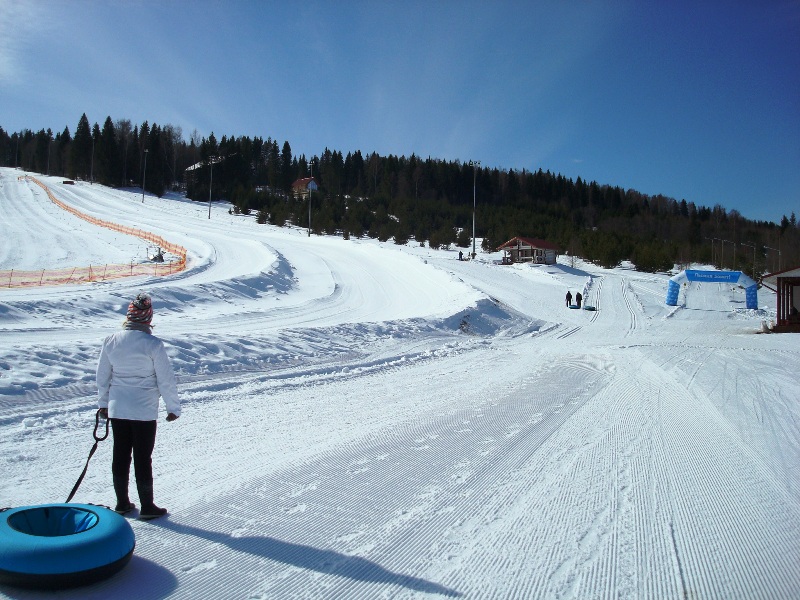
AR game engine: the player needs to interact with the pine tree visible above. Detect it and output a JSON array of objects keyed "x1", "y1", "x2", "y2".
[
  {"x1": 281, "y1": 141, "x2": 293, "y2": 191},
  {"x1": 115, "y1": 119, "x2": 132, "y2": 186},
  {"x1": 96, "y1": 117, "x2": 119, "y2": 187},
  {"x1": 146, "y1": 123, "x2": 166, "y2": 197},
  {"x1": 70, "y1": 114, "x2": 92, "y2": 180},
  {"x1": 57, "y1": 126, "x2": 71, "y2": 176}
]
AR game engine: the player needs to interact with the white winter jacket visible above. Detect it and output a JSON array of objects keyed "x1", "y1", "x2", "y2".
[{"x1": 97, "y1": 329, "x2": 181, "y2": 421}]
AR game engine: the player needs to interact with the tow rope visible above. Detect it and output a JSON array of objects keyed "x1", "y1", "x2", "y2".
[{"x1": 65, "y1": 409, "x2": 109, "y2": 503}]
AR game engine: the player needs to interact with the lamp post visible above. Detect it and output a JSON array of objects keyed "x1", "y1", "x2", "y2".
[
  {"x1": 308, "y1": 162, "x2": 313, "y2": 237},
  {"x1": 764, "y1": 245, "x2": 781, "y2": 272},
  {"x1": 721, "y1": 239, "x2": 735, "y2": 270},
  {"x1": 740, "y1": 242, "x2": 757, "y2": 279},
  {"x1": 90, "y1": 136, "x2": 95, "y2": 184},
  {"x1": 468, "y1": 160, "x2": 480, "y2": 259},
  {"x1": 704, "y1": 237, "x2": 718, "y2": 265},
  {"x1": 208, "y1": 156, "x2": 216, "y2": 219},
  {"x1": 141, "y1": 149, "x2": 148, "y2": 203}
]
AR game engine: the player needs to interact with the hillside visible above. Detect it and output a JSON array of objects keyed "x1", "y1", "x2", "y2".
[
  {"x1": 3, "y1": 119, "x2": 798, "y2": 275},
  {"x1": 1, "y1": 168, "x2": 799, "y2": 599}
]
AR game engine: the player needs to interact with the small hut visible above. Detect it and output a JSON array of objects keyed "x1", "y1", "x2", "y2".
[{"x1": 761, "y1": 266, "x2": 800, "y2": 332}]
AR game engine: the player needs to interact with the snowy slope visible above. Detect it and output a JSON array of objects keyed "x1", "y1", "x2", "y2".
[{"x1": 1, "y1": 167, "x2": 799, "y2": 599}]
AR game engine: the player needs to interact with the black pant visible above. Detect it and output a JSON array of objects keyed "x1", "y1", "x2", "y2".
[{"x1": 111, "y1": 419, "x2": 157, "y2": 483}]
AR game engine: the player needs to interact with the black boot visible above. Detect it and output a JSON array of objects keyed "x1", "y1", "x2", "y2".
[
  {"x1": 137, "y1": 480, "x2": 167, "y2": 520},
  {"x1": 113, "y1": 475, "x2": 136, "y2": 514}
]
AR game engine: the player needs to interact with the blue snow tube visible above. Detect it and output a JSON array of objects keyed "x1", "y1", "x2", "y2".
[{"x1": 0, "y1": 504, "x2": 135, "y2": 589}]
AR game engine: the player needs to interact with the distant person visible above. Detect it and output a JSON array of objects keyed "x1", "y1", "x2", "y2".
[
  {"x1": 459, "y1": 250, "x2": 463, "y2": 261},
  {"x1": 575, "y1": 292, "x2": 582, "y2": 308},
  {"x1": 566, "y1": 291, "x2": 572, "y2": 307},
  {"x1": 97, "y1": 293, "x2": 181, "y2": 520}
]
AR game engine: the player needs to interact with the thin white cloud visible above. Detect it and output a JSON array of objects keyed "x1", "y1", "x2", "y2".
[{"x1": 0, "y1": 0, "x2": 43, "y2": 85}]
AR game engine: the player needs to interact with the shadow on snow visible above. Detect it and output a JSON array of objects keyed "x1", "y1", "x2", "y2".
[{"x1": 153, "y1": 520, "x2": 462, "y2": 597}]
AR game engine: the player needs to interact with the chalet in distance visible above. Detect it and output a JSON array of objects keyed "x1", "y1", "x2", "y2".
[
  {"x1": 497, "y1": 237, "x2": 560, "y2": 265},
  {"x1": 291, "y1": 177, "x2": 318, "y2": 200}
]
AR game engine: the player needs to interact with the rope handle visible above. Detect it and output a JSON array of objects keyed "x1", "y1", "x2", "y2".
[
  {"x1": 65, "y1": 409, "x2": 108, "y2": 503},
  {"x1": 94, "y1": 409, "x2": 109, "y2": 442}
]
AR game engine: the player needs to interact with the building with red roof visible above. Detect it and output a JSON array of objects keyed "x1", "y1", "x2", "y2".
[{"x1": 497, "y1": 236, "x2": 560, "y2": 265}]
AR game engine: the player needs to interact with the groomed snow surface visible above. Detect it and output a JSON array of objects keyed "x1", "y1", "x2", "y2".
[{"x1": 1, "y1": 167, "x2": 799, "y2": 599}]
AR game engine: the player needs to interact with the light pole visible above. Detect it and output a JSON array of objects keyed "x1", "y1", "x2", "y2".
[
  {"x1": 704, "y1": 237, "x2": 717, "y2": 265},
  {"x1": 208, "y1": 156, "x2": 216, "y2": 219},
  {"x1": 90, "y1": 136, "x2": 95, "y2": 184},
  {"x1": 764, "y1": 245, "x2": 781, "y2": 272},
  {"x1": 141, "y1": 149, "x2": 148, "y2": 203},
  {"x1": 721, "y1": 239, "x2": 735, "y2": 270},
  {"x1": 308, "y1": 162, "x2": 313, "y2": 237},
  {"x1": 740, "y1": 242, "x2": 757, "y2": 279},
  {"x1": 468, "y1": 160, "x2": 480, "y2": 259}
]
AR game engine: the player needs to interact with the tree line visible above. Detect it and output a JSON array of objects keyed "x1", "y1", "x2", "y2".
[{"x1": 1, "y1": 114, "x2": 798, "y2": 277}]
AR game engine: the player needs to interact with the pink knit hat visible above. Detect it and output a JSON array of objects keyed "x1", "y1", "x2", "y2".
[{"x1": 126, "y1": 293, "x2": 153, "y2": 324}]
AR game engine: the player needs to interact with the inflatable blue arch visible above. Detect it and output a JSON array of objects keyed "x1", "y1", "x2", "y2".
[{"x1": 666, "y1": 270, "x2": 758, "y2": 309}]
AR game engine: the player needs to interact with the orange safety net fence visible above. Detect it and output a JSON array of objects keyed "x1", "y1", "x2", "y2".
[{"x1": 3, "y1": 176, "x2": 187, "y2": 288}]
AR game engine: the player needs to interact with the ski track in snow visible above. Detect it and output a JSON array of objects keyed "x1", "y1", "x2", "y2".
[{"x1": 1, "y1": 168, "x2": 799, "y2": 599}]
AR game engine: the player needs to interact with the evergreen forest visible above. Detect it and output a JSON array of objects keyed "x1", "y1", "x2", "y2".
[{"x1": 2, "y1": 115, "x2": 797, "y2": 277}]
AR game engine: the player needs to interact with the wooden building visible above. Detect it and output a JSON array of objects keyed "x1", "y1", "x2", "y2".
[
  {"x1": 497, "y1": 237, "x2": 560, "y2": 265},
  {"x1": 291, "y1": 177, "x2": 318, "y2": 200},
  {"x1": 761, "y1": 266, "x2": 800, "y2": 332}
]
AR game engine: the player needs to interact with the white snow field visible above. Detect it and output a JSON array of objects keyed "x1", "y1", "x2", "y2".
[{"x1": 1, "y1": 166, "x2": 799, "y2": 599}]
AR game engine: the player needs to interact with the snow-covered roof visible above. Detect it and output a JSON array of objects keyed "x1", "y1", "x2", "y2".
[
  {"x1": 497, "y1": 236, "x2": 560, "y2": 251},
  {"x1": 292, "y1": 177, "x2": 318, "y2": 191},
  {"x1": 761, "y1": 265, "x2": 800, "y2": 291}
]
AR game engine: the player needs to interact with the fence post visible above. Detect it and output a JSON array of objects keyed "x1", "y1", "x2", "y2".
[{"x1": 7, "y1": 270, "x2": 12, "y2": 288}]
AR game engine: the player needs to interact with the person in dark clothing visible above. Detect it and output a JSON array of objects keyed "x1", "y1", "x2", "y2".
[
  {"x1": 566, "y1": 291, "x2": 572, "y2": 307},
  {"x1": 576, "y1": 292, "x2": 583, "y2": 308}
]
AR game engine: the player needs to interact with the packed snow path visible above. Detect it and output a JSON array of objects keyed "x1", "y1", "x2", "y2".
[{"x1": 1, "y1": 168, "x2": 799, "y2": 599}]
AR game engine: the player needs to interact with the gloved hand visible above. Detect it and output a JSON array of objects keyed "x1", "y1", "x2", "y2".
[
  {"x1": 166, "y1": 413, "x2": 179, "y2": 422},
  {"x1": 98, "y1": 408, "x2": 108, "y2": 419}
]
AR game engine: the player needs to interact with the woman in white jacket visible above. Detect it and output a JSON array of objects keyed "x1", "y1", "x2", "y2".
[{"x1": 97, "y1": 292, "x2": 180, "y2": 519}]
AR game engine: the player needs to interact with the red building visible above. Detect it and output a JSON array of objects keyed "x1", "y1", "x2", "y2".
[
  {"x1": 761, "y1": 266, "x2": 800, "y2": 332},
  {"x1": 291, "y1": 177, "x2": 318, "y2": 200},
  {"x1": 497, "y1": 237, "x2": 560, "y2": 265}
]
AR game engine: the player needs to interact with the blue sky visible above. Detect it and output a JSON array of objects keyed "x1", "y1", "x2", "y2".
[{"x1": 2, "y1": 0, "x2": 798, "y2": 223}]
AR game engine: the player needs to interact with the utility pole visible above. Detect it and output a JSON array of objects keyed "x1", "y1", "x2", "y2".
[
  {"x1": 141, "y1": 149, "x2": 148, "y2": 203},
  {"x1": 764, "y1": 245, "x2": 781, "y2": 273},
  {"x1": 721, "y1": 239, "x2": 735, "y2": 270},
  {"x1": 208, "y1": 156, "x2": 216, "y2": 219},
  {"x1": 740, "y1": 242, "x2": 757, "y2": 280},
  {"x1": 468, "y1": 160, "x2": 480, "y2": 259},
  {"x1": 705, "y1": 237, "x2": 720, "y2": 267}
]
